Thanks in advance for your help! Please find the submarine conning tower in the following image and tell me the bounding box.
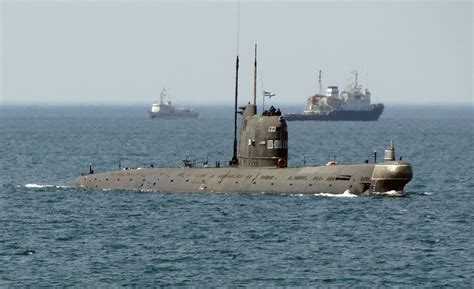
[237,103,288,168]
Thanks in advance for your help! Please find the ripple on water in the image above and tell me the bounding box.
[0,114,472,286]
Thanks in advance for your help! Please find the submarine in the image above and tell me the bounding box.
[74,46,412,196]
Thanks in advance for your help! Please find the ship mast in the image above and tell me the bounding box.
[160,88,166,105]
[318,70,322,95]
[350,70,360,92]
[355,70,358,88]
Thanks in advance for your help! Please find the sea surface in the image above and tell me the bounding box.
[0,105,473,287]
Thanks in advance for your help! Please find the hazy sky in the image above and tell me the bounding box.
[1,0,472,106]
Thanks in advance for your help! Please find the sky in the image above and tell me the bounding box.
[1,0,472,106]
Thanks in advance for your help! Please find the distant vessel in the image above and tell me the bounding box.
[147,89,198,119]
[285,71,384,121]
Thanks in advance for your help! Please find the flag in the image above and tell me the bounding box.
[264,91,275,99]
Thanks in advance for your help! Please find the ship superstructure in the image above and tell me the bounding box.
[147,89,198,119]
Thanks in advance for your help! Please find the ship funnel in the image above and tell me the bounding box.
[384,140,395,161]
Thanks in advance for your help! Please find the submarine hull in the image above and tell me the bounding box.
[74,161,412,196]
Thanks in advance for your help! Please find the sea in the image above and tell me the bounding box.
[0,104,472,287]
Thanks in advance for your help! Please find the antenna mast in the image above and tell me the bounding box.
[232,1,241,165]
[261,71,265,112]
[253,44,257,107]
[232,55,239,165]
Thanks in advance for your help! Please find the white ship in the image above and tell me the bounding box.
[147,89,198,119]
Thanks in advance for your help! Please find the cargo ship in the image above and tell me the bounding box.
[284,71,384,121]
[147,88,198,119]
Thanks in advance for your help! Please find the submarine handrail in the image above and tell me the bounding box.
[117,158,380,171]
[299,155,328,166]
[238,155,285,160]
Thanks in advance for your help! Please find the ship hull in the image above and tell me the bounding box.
[285,103,384,121]
[74,161,412,196]
[147,111,199,119]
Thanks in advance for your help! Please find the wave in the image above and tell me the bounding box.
[24,183,70,189]
[372,190,405,197]
[313,190,358,198]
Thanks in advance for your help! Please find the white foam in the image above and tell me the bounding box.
[25,183,69,189]
[423,192,433,196]
[25,183,47,188]
[292,194,305,197]
[372,190,404,197]
[313,189,358,198]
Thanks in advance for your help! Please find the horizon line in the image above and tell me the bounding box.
[1,101,473,108]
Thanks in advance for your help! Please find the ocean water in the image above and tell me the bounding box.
[0,105,473,286]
